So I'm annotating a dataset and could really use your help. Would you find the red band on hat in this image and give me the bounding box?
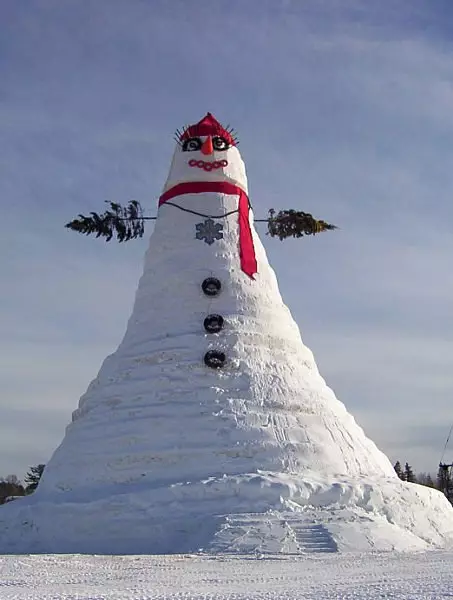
[180,113,236,147]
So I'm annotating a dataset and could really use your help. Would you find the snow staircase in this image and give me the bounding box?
[206,512,338,555]
[288,520,338,553]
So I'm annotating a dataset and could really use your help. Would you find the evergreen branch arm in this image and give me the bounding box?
[266,209,337,240]
[65,200,146,242]
[65,202,336,243]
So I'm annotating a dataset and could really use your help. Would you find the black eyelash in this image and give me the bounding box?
[224,124,239,146]
[174,125,190,147]
[175,124,239,146]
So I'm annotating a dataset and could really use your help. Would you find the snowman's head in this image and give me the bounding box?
[162,113,248,194]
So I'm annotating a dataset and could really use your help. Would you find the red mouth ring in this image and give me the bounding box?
[188,159,228,172]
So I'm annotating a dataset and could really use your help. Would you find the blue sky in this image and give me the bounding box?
[1,0,453,479]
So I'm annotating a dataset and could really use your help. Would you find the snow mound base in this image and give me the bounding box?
[1,471,452,555]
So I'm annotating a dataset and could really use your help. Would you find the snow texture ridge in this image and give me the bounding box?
[2,117,453,554]
[2,552,453,599]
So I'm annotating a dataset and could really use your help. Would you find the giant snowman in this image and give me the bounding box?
[2,113,453,554]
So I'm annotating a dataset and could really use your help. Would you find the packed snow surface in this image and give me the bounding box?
[1,551,453,599]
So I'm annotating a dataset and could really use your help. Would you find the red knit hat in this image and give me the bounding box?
[180,113,237,146]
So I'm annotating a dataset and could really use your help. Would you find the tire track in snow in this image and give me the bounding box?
[1,551,453,599]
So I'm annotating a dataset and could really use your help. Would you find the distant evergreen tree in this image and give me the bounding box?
[24,464,45,494]
[404,462,416,483]
[393,461,405,480]
[417,473,436,488]
[437,465,453,504]
[0,475,25,504]
[426,474,435,488]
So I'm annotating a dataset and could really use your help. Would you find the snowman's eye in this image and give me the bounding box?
[213,136,229,151]
[182,137,202,152]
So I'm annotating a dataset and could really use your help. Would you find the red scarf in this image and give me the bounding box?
[158,181,257,279]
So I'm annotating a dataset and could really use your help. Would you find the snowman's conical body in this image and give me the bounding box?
[1,114,452,554]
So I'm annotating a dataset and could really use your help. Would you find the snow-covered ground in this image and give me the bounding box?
[1,551,452,599]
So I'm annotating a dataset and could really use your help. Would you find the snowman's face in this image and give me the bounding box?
[163,134,248,194]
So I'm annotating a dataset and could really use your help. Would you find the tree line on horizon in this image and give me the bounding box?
[0,464,45,504]
[1,461,452,505]
[391,461,453,503]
